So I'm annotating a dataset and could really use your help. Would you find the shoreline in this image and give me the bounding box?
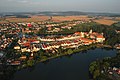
[0,44,116,80]
[39,44,114,63]
[19,44,97,69]
[38,45,96,62]
[13,44,114,70]
[20,44,112,68]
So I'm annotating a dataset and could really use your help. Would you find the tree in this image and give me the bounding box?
[89,61,97,74]
[67,49,73,54]
[102,62,110,72]
[93,69,100,79]
[27,60,35,67]
[89,61,101,79]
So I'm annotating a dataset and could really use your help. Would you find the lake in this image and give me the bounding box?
[12,48,117,80]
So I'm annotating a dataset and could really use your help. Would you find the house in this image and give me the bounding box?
[0,52,4,58]
[19,56,27,60]
[21,47,27,52]
[39,37,55,42]
[10,61,21,65]
[27,23,32,27]
[14,46,20,50]
[89,34,96,39]
[115,44,120,49]
[31,46,40,52]
[80,38,95,45]
[96,35,105,43]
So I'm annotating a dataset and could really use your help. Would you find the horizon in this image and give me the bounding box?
[0,11,120,15]
[0,0,120,13]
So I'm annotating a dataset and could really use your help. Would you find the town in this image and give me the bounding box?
[0,15,120,80]
[0,17,106,65]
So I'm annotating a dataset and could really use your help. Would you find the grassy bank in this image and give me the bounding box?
[19,44,97,69]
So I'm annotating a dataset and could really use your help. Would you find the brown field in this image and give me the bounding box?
[2,15,91,23]
[5,16,50,23]
[0,20,9,24]
[115,17,120,21]
[51,16,91,22]
[93,19,117,25]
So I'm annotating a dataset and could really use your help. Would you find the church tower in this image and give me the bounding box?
[89,29,93,34]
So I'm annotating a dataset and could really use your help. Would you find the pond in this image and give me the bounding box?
[12,48,117,80]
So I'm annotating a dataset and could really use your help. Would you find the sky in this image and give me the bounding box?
[0,0,120,13]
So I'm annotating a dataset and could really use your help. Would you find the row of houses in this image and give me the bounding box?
[46,20,91,33]
[14,30,105,53]
[39,30,105,43]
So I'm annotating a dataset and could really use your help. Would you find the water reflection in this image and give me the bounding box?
[4,48,117,80]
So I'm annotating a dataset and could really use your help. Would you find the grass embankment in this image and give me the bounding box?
[19,44,102,69]
[38,44,97,62]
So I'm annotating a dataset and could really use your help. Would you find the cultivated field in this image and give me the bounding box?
[51,16,91,22]
[93,19,117,25]
[1,15,118,25]
[1,15,92,23]
[5,16,50,23]
[115,17,120,21]
[0,20,9,24]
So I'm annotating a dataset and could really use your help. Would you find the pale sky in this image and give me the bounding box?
[0,0,120,13]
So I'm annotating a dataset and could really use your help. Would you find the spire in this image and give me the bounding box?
[89,29,92,34]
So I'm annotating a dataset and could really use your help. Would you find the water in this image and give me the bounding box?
[12,48,117,80]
